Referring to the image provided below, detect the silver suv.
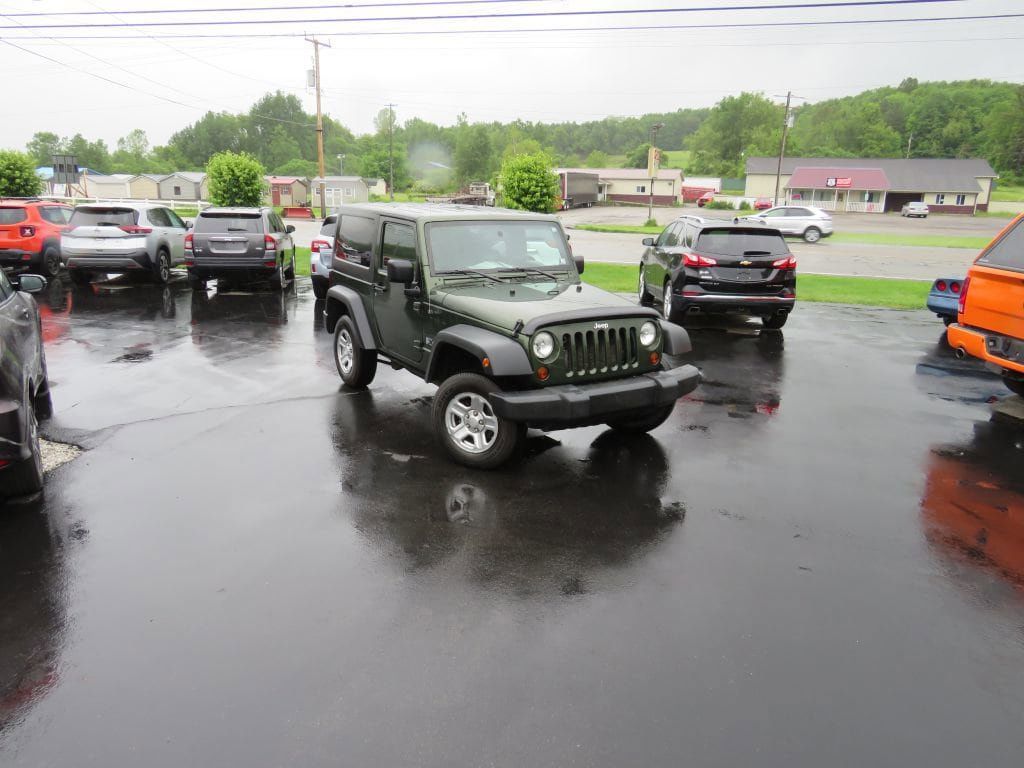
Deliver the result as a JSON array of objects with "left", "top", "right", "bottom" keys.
[
  {"left": 62, "top": 203, "right": 189, "bottom": 285},
  {"left": 735, "top": 205, "right": 834, "bottom": 243}
]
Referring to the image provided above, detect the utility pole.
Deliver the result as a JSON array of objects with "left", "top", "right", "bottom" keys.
[
  {"left": 773, "top": 91, "right": 793, "bottom": 208},
  {"left": 386, "top": 103, "right": 396, "bottom": 201},
  {"left": 648, "top": 122, "right": 664, "bottom": 222},
  {"left": 305, "top": 35, "right": 331, "bottom": 218},
  {"left": 906, "top": 132, "right": 914, "bottom": 159}
]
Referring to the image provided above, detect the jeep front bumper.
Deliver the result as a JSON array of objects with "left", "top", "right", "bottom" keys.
[{"left": 488, "top": 364, "right": 701, "bottom": 425}]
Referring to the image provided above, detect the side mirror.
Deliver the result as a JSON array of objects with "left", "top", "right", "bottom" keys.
[
  {"left": 386, "top": 258, "right": 416, "bottom": 284},
  {"left": 183, "top": 219, "right": 193, "bottom": 229},
  {"left": 574, "top": 255, "right": 585, "bottom": 275},
  {"left": 642, "top": 237, "right": 655, "bottom": 247},
  {"left": 286, "top": 224, "right": 296, "bottom": 234},
  {"left": 15, "top": 274, "right": 46, "bottom": 294}
]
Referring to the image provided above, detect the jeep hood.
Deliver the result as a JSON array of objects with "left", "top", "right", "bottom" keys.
[{"left": 432, "top": 280, "right": 647, "bottom": 332}]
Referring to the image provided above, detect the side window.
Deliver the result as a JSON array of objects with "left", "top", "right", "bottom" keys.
[
  {"left": 320, "top": 216, "right": 337, "bottom": 238},
  {"left": 265, "top": 214, "right": 279, "bottom": 233},
  {"left": 978, "top": 218, "right": 1024, "bottom": 272},
  {"left": 681, "top": 223, "right": 694, "bottom": 248},
  {"left": 147, "top": 208, "right": 170, "bottom": 227},
  {"left": 381, "top": 222, "right": 416, "bottom": 272},
  {"left": 40, "top": 206, "right": 68, "bottom": 225},
  {"left": 337, "top": 215, "right": 375, "bottom": 268},
  {"left": 166, "top": 210, "right": 186, "bottom": 229},
  {"left": 655, "top": 222, "right": 676, "bottom": 247},
  {"left": 273, "top": 214, "right": 287, "bottom": 232}
]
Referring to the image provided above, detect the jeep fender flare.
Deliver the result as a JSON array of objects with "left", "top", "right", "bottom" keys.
[
  {"left": 324, "top": 285, "right": 377, "bottom": 349},
  {"left": 659, "top": 321, "right": 692, "bottom": 356},
  {"left": 426, "top": 325, "right": 533, "bottom": 381}
]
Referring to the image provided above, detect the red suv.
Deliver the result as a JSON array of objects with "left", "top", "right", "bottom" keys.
[{"left": 0, "top": 199, "right": 73, "bottom": 277}]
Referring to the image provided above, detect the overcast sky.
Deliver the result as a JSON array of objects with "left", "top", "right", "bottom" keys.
[{"left": 1, "top": 0, "right": 1023, "bottom": 151}]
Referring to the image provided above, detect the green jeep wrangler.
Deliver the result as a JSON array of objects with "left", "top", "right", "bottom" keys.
[{"left": 322, "top": 203, "right": 701, "bottom": 468}]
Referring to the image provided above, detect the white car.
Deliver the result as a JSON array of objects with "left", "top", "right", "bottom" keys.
[
  {"left": 61, "top": 203, "right": 189, "bottom": 285},
  {"left": 310, "top": 213, "right": 336, "bottom": 299},
  {"left": 734, "top": 205, "right": 833, "bottom": 243},
  {"left": 901, "top": 201, "right": 929, "bottom": 218}
]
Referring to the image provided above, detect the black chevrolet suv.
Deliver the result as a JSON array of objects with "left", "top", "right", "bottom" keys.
[
  {"left": 322, "top": 203, "right": 701, "bottom": 469},
  {"left": 638, "top": 215, "right": 797, "bottom": 329}
]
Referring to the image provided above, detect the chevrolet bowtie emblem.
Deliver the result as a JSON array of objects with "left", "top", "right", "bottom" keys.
[{"left": 740, "top": 260, "right": 752, "bottom": 266}]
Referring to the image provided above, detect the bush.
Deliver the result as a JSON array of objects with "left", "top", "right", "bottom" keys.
[
  {"left": 704, "top": 199, "right": 737, "bottom": 210},
  {"left": 498, "top": 152, "right": 559, "bottom": 213},
  {"left": 643, "top": 217, "right": 659, "bottom": 227},
  {"left": 0, "top": 150, "right": 43, "bottom": 198},
  {"left": 737, "top": 200, "right": 752, "bottom": 210},
  {"left": 206, "top": 151, "right": 266, "bottom": 207}
]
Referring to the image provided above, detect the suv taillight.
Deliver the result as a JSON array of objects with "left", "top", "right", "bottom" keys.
[
  {"left": 684, "top": 253, "right": 717, "bottom": 267},
  {"left": 958, "top": 275, "right": 971, "bottom": 317},
  {"left": 772, "top": 256, "right": 797, "bottom": 269},
  {"left": 311, "top": 238, "right": 331, "bottom": 253},
  {"left": 184, "top": 233, "right": 194, "bottom": 265},
  {"left": 119, "top": 225, "right": 152, "bottom": 235},
  {"left": 19, "top": 225, "right": 35, "bottom": 237},
  {"left": 264, "top": 234, "right": 277, "bottom": 251}
]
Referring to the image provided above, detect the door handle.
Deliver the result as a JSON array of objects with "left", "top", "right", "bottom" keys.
[{"left": 373, "top": 284, "right": 387, "bottom": 294}]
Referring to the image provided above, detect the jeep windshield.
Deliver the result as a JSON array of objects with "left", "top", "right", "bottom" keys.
[{"left": 426, "top": 221, "right": 573, "bottom": 275}]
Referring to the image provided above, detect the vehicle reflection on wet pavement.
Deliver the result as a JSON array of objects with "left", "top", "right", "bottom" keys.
[{"left": 2, "top": 279, "right": 1024, "bottom": 767}]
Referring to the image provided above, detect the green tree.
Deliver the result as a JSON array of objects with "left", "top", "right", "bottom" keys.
[
  {"left": 0, "top": 151, "right": 44, "bottom": 197},
  {"left": 498, "top": 152, "right": 558, "bottom": 213},
  {"left": 687, "top": 92, "right": 782, "bottom": 177},
  {"left": 455, "top": 124, "right": 493, "bottom": 184},
  {"left": 111, "top": 129, "right": 152, "bottom": 174},
  {"left": 584, "top": 150, "right": 609, "bottom": 168},
  {"left": 985, "top": 85, "right": 1024, "bottom": 180},
  {"left": 26, "top": 132, "right": 62, "bottom": 167},
  {"left": 167, "top": 111, "right": 247, "bottom": 169},
  {"left": 272, "top": 158, "right": 318, "bottom": 178},
  {"left": 65, "top": 134, "right": 111, "bottom": 172},
  {"left": 626, "top": 143, "right": 670, "bottom": 169},
  {"left": 206, "top": 151, "right": 266, "bottom": 207}
]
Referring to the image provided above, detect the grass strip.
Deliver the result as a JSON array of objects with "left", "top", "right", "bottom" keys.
[{"left": 579, "top": 262, "right": 930, "bottom": 310}]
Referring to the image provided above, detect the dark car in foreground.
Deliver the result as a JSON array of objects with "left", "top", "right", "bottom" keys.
[
  {"left": 926, "top": 277, "right": 964, "bottom": 326},
  {"left": 322, "top": 203, "right": 701, "bottom": 469},
  {"left": 185, "top": 207, "right": 296, "bottom": 290},
  {"left": 0, "top": 199, "right": 72, "bottom": 277},
  {"left": 639, "top": 215, "right": 796, "bottom": 329},
  {"left": 0, "top": 270, "right": 51, "bottom": 498}
]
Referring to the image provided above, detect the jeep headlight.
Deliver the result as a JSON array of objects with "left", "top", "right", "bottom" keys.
[
  {"left": 639, "top": 321, "right": 659, "bottom": 348},
  {"left": 531, "top": 331, "right": 557, "bottom": 361}
]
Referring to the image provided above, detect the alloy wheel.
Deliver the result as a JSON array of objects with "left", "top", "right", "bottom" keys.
[
  {"left": 336, "top": 328, "right": 354, "bottom": 375},
  {"left": 445, "top": 392, "right": 499, "bottom": 455}
]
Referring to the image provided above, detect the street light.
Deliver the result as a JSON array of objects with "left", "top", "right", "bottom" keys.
[
  {"left": 337, "top": 154, "right": 345, "bottom": 175},
  {"left": 648, "top": 122, "right": 665, "bottom": 221}
]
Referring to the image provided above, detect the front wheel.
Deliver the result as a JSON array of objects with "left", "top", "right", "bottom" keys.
[
  {"left": 1003, "top": 374, "right": 1024, "bottom": 398},
  {"left": 803, "top": 226, "right": 822, "bottom": 243},
  {"left": 638, "top": 266, "right": 653, "bottom": 306},
  {"left": 334, "top": 315, "right": 377, "bottom": 388},
  {"left": 662, "top": 282, "right": 681, "bottom": 323},
  {"left": 432, "top": 373, "right": 525, "bottom": 469},
  {"left": 605, "top": 403, "right": 675, "bottom": 434},
  {"left": 762, "top": 313, "right": 789, "bottom": 330}
]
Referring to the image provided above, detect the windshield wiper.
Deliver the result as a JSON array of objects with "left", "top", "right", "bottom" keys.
[
  {"left": 440, "top": 269, "right": 508, "bottom": 284},
  {"left": 496, "top": 266, "right": 566, "bottom": 280}
]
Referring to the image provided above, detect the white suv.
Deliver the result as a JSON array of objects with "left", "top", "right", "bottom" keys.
[
  {"left": 62, "top": 203, "right": 189, "bottom": 285},
  {"left": 735, "top": 206, "right": 834, "bottom": 243}
]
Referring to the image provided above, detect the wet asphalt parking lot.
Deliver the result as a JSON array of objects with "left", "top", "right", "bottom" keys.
[{"left": 2, "top": 275, "right": 1024, "bottom": 767}]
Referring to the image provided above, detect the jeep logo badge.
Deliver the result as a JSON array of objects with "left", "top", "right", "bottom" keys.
[{"left": 594, "top": 322, "right": 609, "bottom": 330}]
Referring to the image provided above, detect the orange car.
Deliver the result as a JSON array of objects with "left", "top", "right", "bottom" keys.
[{"left": 947, "top": 213, "right": 1024, "bottom": 396}]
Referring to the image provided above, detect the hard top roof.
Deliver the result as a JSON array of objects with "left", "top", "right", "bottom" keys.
[{"left": 335, "top": 202, "right": 559, "bottom": 223}]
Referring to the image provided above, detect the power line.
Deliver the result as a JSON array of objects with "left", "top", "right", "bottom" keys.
[
  {"left": 2, "top": 0, "right": 553, "bottom": 17},
  {"left": 0, "top": 1, "right": 964, "bottom": 30},
  {"left": 8, "top": 11, "right": 1020, "bottom": 40}
]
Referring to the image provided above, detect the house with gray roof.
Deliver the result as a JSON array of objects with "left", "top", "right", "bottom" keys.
[
  {"left": 744, "top": 157, "right": 998, "bottom": 214},
  {"left": 158, "top": 171, "right": 208, "bottom": 202}
]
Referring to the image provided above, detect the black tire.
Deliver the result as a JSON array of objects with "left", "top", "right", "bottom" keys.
[
  {"left": 432, "top": 372, "right": 525, "bottom": 469},
  {"left": 187, "top": 270, "right": 206, "bottom": 290},
  {"left": 3, "top": 389, "right": 44, "bottom": 498},
  {"left": 153, "top": 249, "right": 172, "bottom": 284},
  {"left": 605, "top": 403, "right": 675, "bottom": 434},
  {"left": 803, "top": 226, "right": 822, "bottom": 243},
  {"left": 270, "top": 258, "right": 287, "bottom": 292},
  {"left": 662, "top": 281, "right": 681, "bottom": 323},
  {"left": 1003, "top": 374, "right": 1024, "bottom": 398},
  {"left": 41, "top": 246, "right": 62, "bottom": 278},
  {"left": 34, "top": 377, "right": 53, "bottom": 420},
  {"left": 286, "top": 250, "right": 296, "bottom": 279},
  {"left": 68, "top": 269, "right": 91, "bottom": 286},
  {"left": 762, "top": 313, "right": 789, "bottom": 330},
  {"left": 312, "top": 276, "right": 328, "bottom": 299},
  {"left": 334, "top": 315, "right": 377, "bottom": 388},
  {"left": 637, "top": 266, "right": 653, "bottom": 306},
  {"left": 942, "top": 315, "right": 954, "bottom": 327}
]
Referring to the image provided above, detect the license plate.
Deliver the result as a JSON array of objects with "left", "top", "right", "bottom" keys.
[{"left": 737, "top": 270, "right": 751, "bottom": 280}]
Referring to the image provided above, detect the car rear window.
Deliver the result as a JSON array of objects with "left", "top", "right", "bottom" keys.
[
  {"left": 70, "top": 207, "right": 138, "bottom": 227},
  {"left": 0, "top": 207, "right": 27, "bottom": 224},
  {"left": 39, "top": 206, "right": 72, "bottom": 224},
  {"left": 978, "top": 217, "right": 1024, "bottom": 271},
  {"left": 194, "top": 213, "right": 263, "bottom": 234},
  {"left": 320, "top": 216, "right": 337, "bottom": 237},
  {"left": 696, "top": 229, "right": 790, "bottom": 257}
]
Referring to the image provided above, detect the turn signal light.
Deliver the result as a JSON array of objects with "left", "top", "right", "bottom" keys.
[
  {"left": 684, "top": 253, "right": 717, "bottom": 267},
  {"left": 772, "top": 256, "right": 797, "bottom": 269},
  {"left": 950, "top": 281, "right": 961, "bottom": 294},
  {"left": 537, "top": 366, "right": 550, "bottom": 381},
  {"left": 935, "top": 280, "right": 947, "bottom": 292},
  {"left": 119, "top": 225, "right": 152, "bottom": 234},
  {"left": 649, "top": 352, "right": 660, "bottom": 365},
  {"left": 264, "top": 234, "right": 277, "bottom": 251},
  {"left": 958, "top": 275, "right": 971, "bottom": 316}
]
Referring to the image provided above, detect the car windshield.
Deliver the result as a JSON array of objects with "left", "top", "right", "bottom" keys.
[
  {"left": 426, "top": 220, "right": 573, "bottom": 273},
  {"left": 0, "top": 207, "right": 27, "bottom": 224},
  {"left": 194, "top": 213, "right": 263, "bottom": 233},
  {"left": 696, "top": 229, "right": 789, "bottom": 257},
  {"left": 69, "top": 207, "right": 138, "bottom": 227}
]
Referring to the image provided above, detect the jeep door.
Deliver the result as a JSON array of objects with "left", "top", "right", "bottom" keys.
[{"left": 372, "top": 219, "right": 423, "bottom": 363}]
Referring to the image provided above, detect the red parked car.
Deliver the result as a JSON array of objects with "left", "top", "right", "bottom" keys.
[
  {"left": 753, "top": 198, "right": 773, "bottom": 211},
  {"left": 0, "top": 199, "right": 72, "bottom": 277},
  {"left": 696, "top": 191, "right": 715, "bottom": 207}
]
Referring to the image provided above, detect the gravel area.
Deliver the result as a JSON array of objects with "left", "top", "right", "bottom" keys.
[{"left": 41, "top": 438, "right": 82, "bottom": 473}]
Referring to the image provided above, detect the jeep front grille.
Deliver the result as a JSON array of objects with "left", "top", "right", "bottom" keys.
[{"left": 561, "top": 326, "right": 639, "bottom": 377}]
